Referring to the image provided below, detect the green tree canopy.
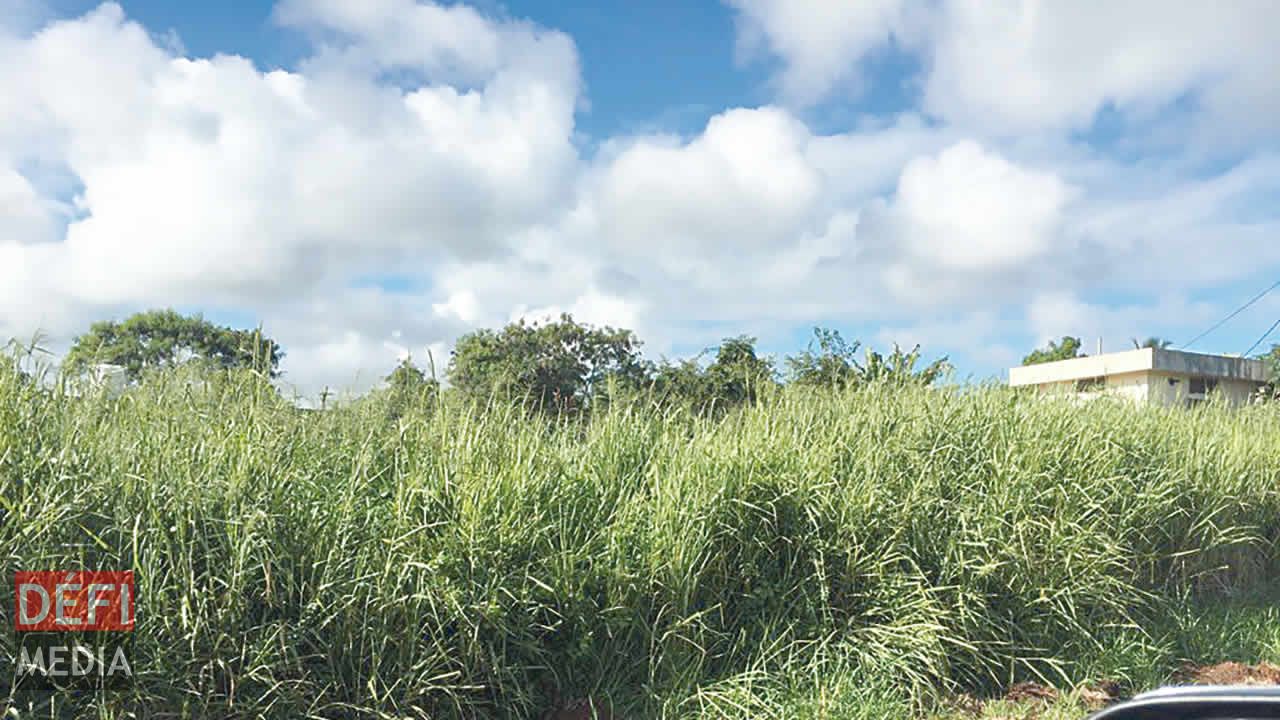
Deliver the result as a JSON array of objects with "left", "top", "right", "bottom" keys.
[
  {"left": 63, "top": 309, "right": 282, "bottom": 382},
  {"left": 1022, "top": 336, "right": 1085, "bottom": 366},
  {"left": 786, "top": 328, "right": 862, "bottom": 389},
  {"left": 787, "top": 328, "right": 949, "bottom": 389},
  {"left": 446, "top": 314, "right": 646, "bottom": 413},
  {"left": 1258, "top": 344, "right": 1280, "bottom": 385},
  {"left": 649, "top": 358, "right": 713, "bottom": 407},
  {"left": 648, "top": 335, "right": 776, "bottom": 412},
  {"left": 859, "top": 344, "right": 951, "bottom": 387},
  {"left": 706, "top": 335, "right": 776, "bottom": 405},
  {"left": 387, "top": 357, "right": 428, "bottom": 391},
  {"left": 382, "top": 356, "right": 439, "bottom": 419}
]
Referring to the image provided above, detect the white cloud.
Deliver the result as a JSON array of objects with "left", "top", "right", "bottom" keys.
[
  {"left": 426, "top": 105, "right": 1279, "bottom": 376},
  {"left": 725, "top": 0, "right": 1280, "bottom": 138},
  {"left": 725, "top": 0, "right": 910, "bottom": 105},
  {"left": 0, "top": 2, "right": 579, "bottom": 304},
  {"left": 513, "top": 290, "right": 643, "bottom": 333},
  {"left": 875, "top": 310, "right": 1018, "bottom": 376},
  {"left": 590, "top": 108, "right": 824, "bottom": 281},
  {"left": 843, "top": 140, "right": 1084, "bottom": 311},
  {"left": 275, "top": 0, "right": 506, "bottom": 82},
  {"left": 884, "top": 140, "right": 1073, "bottom": 271},
  {"left": 2, "top": 0, "right": 1279, "bottom": 395},
  {"left": 0, "top": 1, "right": 580, "bottom": 382},
  {"left": 432, "top": 290, "right": 481, "bottom": 326},
  {"left": 262, "top": 285, "right": 467, "bottom": 398},
  {"left": 922, "top": 1, "right": 1280, "bottom": 136},
  {"left": 0, "top": 168, "right": 60, "bottom": 245},
  {"left": 1024, "top": 292, "right": 1222, "bottom": 356}
]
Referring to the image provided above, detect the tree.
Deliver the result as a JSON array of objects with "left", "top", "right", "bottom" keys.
[
  {"left": 647, "top": 336, "right": 776, "bottom": 412},
  {"left": 787, "top": 328, "right": 861, "bottom": 389},
  {"left": 787, "top": 328, "right": 949, "bottom": 389},
  {"left": 858, "top": 344, "right": 951, "bottom": 387},
  {"left": 1022, "top": 336, "right": 1085, "bottom": 366},
  {"left": 446, "top": 314, "right": 646, "bottom": 413},
  {"left": 63, "top": 309, "right": 282, "bottom": 382},
  {"left": 383, "top": 356, "right": 439, "bottom": 419},
  {"left": 706, "top": 335, "right": 776, "bottom": 405},
  {"left": 1132, "top": 337, "right": 1173, "bottom": 350},
  {"left": 387, "top": 357, "right": 428, "bottom": 392},
  {"left": 649, "top": 357, "right": 715, "bottom": 409}
]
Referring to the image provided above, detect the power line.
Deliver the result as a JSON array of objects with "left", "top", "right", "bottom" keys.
[
  {"left": 1243, "top": 316, "right": 1280, "bottom": 358},
  {"left": 1180, "top": 278, "right": 1280, "bottom": 350}
]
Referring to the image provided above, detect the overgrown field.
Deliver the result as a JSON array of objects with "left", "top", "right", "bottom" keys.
[{"left": 4, "top": 360, "right": 1280, "bottom": 718}]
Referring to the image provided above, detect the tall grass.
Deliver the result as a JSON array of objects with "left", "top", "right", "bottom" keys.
[{"left": 3, "top": 358, "right": 1280, "bottom": 718}]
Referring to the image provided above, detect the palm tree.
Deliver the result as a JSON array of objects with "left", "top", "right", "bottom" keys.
[{"left": 1131, "top": 337, "right": 1173, "bottom": 350}]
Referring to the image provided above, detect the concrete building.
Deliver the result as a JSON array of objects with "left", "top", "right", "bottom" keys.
[{"left": 1008, "top": 347, "right": 1271, "bottom": 407}]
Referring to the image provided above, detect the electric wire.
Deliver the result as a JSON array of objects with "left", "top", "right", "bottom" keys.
[
  {"left": 1179, "top": 278, "right": 1280, "bottom": 350},
  {"left": 1243, "top": 316, "right": 1280, "bottom": 358}
]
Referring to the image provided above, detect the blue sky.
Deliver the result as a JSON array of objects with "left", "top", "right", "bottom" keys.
[
  {"left": 45, "top": 0, "right": 769, "bottom": 138},
  {"left": 42, "top": 0, "right": 929, "bottom": 139},
  {"left": 3, "top": 0, "right": 1279, "bottom": 396}
]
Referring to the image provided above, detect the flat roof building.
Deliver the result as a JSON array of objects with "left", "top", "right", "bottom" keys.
[{"left": 1008, "top": 347, "right": 1270, "bottom": 407}]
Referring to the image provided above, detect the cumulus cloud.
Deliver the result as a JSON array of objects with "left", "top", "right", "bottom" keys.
[
  {"left": 0, "top": 168, "right": 61, "bottom": 245},
  {"left": 875, "top": 310, "right": 1019, "bottom": 376},
  {"left": 590, "top": 108, "right": 823, "bottom": 281},
  {"left": 848, "top": 140, "right": 1082, "bottom": 310},
  {"left": 0, "top": 2, "right": 578, "bottom": 306},
  {"left": 2, "top": 0, "right": 1279, "bottom": 396},
  {"left": 923, "top": 1, "right": 1280, "bottom": 136},
  {"left": 1024, "top": 292, "right": 1226, "bottom": 358},
  {"left": 725, "top": 0, "right": 911, "bottom": 105},
  {"left": 0, "top": 1, "right": 582, "bottom": 392},
  {"left": 883, "top": 140, "right": 1073, "bottom": 271},
  {"left": 725, "top": 0, "right": 1280, "bottom": 137},
  {"left": 262, "top": 286, "right": 465, "bottom": 398}
]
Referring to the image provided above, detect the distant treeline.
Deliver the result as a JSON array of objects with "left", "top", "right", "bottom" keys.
[
  {"left": 53, "top": 309, "right": 952, "bottom": 415},
  {"left": 391, "top": 315, "right": 951, "bottom": 416}
]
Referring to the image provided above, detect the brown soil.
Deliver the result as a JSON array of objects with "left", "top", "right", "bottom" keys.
[
  {"left": 1003, "top": 682, "right": 1058, "bottom": 703},
  {"left": 1077, "top": 680, "right": 1123, "bottom": 710},
  {"left": 946, "top": 665, "right": 1280, "bottom": 718},
  {"left": 1176, "top": 660, "right": 1280, "bottom": 686}
]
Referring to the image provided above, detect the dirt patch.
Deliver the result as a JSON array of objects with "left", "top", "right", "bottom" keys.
[
  {"left": 1003, "top": 682, "right": 1058, "bottom": 703},
  {"left": 1078, "top": 680, "right": 1123, "bottom": 710},
  {"left": 1176, "top": 661, "right": 1280, "bottom": 686},
  {"left": 936, "top": 680, "right": 1121, "bottom": 717}
]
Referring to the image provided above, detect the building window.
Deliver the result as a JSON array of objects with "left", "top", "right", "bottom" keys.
[
  {"left": 1188, "top": 378, "right": 1219, "bottom": 395},
  {"left": 1076, "top": 376, "right": 1106, "bottom": 392}
]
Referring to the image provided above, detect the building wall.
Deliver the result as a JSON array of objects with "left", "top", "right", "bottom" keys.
[
  {"left": 1009, "top": 349, "right": 1270, "bottom": 394},
  {"left": 1128, "top": 372, "right": 1261, "bottom": 408},
  {"left": 1148, "top": 372, "right": 1185, "bottom": 407},
  {"left": 1010, "top": 348, "right": 1154, "bottom": 387},
  {"left": 1219, "top": 378, "right": 1263, "bottom": 406},
  {"left": 1151, "top": 348, "right": 1270, "bottom": 382},
  {"left": 1103, "top": 370, "right": 1153, "bottom": 404},
  {"left": 1025, "top": 370, "right": 1264, "bottom": 408},
  {"left": 1026, "top": 370, "right": 1151, "bottom": 404}
]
